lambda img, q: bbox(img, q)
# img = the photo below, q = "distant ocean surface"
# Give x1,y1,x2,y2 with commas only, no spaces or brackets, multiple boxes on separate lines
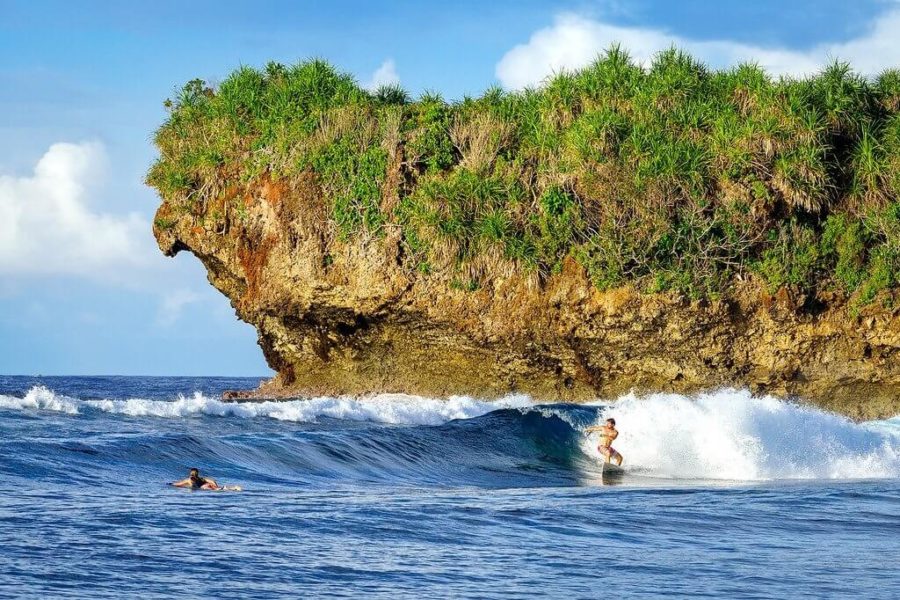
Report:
1,376,899,599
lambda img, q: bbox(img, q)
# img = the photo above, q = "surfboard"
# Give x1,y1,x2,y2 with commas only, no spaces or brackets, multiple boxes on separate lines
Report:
170,484,243,492
601,462,624,475
599,461,625,485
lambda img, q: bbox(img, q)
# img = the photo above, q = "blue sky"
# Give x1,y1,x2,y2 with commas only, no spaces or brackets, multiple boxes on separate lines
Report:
1,0,897,375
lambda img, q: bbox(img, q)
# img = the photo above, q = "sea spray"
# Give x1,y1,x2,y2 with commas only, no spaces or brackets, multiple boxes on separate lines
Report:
581,389,900,480
0,386,534,425
0,385,80,414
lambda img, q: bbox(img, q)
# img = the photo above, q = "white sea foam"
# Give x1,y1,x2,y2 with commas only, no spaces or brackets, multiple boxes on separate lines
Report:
0,386,534,426
580,388,900,480
0,385,80,414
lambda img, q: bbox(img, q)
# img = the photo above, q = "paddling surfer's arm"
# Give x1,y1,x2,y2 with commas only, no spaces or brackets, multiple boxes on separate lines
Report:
170,478,193,488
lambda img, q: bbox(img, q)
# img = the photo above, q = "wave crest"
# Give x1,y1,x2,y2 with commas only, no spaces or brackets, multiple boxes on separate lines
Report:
0,386,534,425
0,385,80,414
3,385,898,482
581,389,900,480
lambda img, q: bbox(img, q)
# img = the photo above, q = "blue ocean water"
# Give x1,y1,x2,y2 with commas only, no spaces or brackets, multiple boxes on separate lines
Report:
1,376,899,599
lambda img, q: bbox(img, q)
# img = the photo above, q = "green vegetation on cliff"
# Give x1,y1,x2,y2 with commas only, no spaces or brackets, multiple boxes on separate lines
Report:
147,48,900,302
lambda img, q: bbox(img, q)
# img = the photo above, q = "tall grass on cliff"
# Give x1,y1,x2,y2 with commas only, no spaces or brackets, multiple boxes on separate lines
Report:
147,48,900,304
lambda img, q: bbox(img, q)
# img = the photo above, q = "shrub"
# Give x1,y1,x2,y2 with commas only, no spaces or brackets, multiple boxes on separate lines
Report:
148,50,900,302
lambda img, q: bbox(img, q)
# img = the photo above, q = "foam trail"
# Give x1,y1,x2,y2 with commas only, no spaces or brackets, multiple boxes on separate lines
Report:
0,386,534,426
581,389,900,480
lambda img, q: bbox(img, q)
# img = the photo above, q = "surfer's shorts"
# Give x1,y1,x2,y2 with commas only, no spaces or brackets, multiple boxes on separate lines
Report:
600,446,617,456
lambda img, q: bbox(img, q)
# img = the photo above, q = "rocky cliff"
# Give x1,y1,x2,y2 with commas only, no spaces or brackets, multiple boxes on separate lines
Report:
153,175,900,419
148,55,900,418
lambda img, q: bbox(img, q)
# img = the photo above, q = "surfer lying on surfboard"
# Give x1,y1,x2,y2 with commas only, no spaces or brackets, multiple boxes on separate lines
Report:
170,468,242,491
584,418,624,466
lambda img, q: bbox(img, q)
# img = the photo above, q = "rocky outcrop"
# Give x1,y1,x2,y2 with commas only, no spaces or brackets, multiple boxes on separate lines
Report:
154,177,900,420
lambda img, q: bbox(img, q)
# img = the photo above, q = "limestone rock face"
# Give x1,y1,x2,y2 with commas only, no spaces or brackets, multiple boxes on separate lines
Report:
154,178,900,419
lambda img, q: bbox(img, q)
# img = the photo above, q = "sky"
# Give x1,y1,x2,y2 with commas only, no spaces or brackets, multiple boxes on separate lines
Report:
1,0,899,376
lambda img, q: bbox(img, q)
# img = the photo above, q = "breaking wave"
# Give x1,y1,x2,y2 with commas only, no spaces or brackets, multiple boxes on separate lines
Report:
2,385,898,483
0,385,534,425
581,389,900,480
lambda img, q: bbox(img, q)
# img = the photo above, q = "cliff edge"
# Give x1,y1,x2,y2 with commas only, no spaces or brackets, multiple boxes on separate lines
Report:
148,53,900,418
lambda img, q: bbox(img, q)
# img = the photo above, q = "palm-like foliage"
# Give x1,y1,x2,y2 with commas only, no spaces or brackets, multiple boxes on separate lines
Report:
148,50,900,303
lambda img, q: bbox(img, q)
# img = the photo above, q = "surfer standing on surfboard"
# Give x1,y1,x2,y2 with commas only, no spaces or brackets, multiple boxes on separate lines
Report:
585,418,624,466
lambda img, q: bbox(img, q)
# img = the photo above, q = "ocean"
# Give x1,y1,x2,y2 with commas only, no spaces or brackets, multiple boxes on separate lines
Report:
1,376,898,598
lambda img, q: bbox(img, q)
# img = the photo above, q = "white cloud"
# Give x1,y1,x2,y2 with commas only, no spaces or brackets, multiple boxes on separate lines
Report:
496,8,900,89
156,288,202,326
0,141,154,280
363,59,400,90
0,142,251,334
